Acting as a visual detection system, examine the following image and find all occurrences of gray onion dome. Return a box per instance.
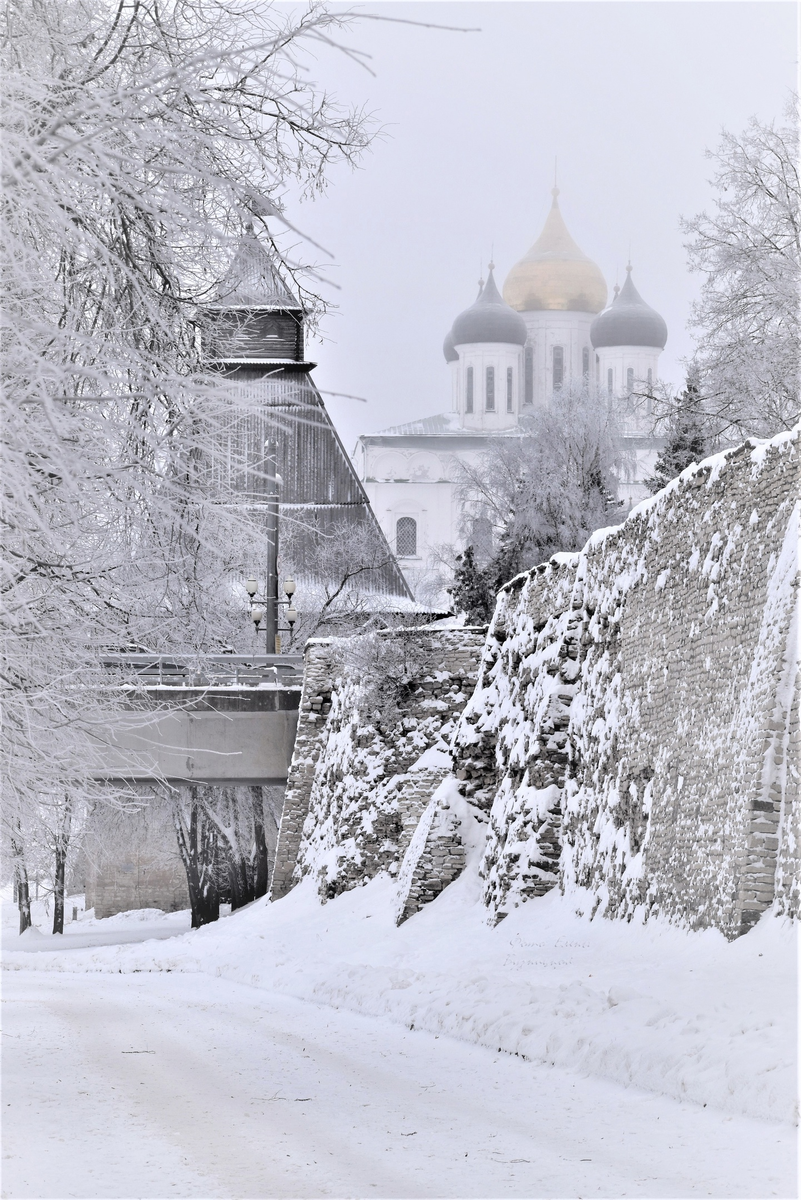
[590,266,667,349]
[443,328,458,363]
[450,268,528,348]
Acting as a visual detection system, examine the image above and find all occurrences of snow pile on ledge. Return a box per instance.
[5,864,797,1127]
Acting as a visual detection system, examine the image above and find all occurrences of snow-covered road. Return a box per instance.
[3,968,794,1200]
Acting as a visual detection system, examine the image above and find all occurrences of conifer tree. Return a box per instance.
[646,377,709,494]
[449,546,496,625]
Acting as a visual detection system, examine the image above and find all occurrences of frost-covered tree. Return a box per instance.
[1,0,373,928]
[682,97,800,438]
[451,385,622,622]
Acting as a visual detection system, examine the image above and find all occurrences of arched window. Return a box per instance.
[582,347,590,378]
[466,366,474,413]
[485,365,495,411]
[626,367,634,394]
[396,517,417,558]
[524,345,534,405]
[506,367,513,412]
[607,368,614,395]
[646,368,653,415]
[553,345,564,389]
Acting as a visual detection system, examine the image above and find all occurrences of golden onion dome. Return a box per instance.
[503,190,607,314]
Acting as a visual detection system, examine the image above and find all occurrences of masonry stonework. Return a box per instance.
[451,430,799,936]
[270,629,486,902]
[274,431,798,940]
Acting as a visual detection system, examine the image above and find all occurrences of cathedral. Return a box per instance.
[353,188,668,599]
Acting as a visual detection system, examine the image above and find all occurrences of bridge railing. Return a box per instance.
[101,652,304,690]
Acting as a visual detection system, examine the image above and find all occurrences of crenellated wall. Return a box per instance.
[275,429,799,939]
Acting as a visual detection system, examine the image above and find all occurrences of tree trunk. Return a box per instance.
[14,860,32,934]
[251,786,270,899]
[172,787,220,929]
[226,843,251,911]
[207,787,254,911]
[10,823,32,934]
[52,795,73,935]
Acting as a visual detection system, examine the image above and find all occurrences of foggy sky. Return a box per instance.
[280,2,797,453]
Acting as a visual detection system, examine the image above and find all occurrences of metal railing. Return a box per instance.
[101,652,303,690]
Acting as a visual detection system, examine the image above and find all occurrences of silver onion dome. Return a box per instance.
[450,267,528,348]
[590,266,667,350]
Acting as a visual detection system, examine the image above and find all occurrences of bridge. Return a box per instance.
[95,653,303,786]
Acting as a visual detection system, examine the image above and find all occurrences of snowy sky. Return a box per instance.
[281,1,797,452]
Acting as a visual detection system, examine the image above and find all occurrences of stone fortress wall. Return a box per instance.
[270,628,487,902]
[274,429,799,938]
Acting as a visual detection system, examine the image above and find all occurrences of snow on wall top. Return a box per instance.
[452,425,799,936]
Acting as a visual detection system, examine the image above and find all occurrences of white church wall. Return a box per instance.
[359,439,495,597]
[453,342,522,430]
[449,359,459,412]
[595,344,661,414]
[521,310,594,407]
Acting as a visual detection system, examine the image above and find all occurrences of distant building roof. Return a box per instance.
[377,412,465,437]
[211,227,301,310]
[362,412,526,441]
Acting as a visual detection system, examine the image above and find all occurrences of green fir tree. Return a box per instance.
[647,379,709,494]
[449,546,496,625]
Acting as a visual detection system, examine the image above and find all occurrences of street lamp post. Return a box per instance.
[245,575,298,652]
[263,438,279,652]
[244,438,300,652]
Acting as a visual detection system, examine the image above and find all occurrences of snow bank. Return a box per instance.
[4,870,797,1127]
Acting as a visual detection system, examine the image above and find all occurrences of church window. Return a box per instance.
[486,366,495,411]
[607,368,614,395]
[524,345,534,405]
[627,367,634,394]
[466,366,474,413]
[553,345,564,389]
[396,517,417,557]
[582,347,590,378]
[506,367,513,412]
[647,368,653,415]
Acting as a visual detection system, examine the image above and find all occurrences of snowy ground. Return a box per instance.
[2,894,192,952]
[2,868,798,1199]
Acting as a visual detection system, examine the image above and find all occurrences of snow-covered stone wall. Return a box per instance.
[274,430,798,940]
[456,429,799,937]
[270,628,486,902]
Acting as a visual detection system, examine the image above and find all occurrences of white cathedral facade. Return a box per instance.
[353,189,668,599]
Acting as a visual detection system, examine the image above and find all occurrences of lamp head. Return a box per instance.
[286,606,298,626]
[250,604,265,627]
[283,576,296,597]
[245,576,258,598]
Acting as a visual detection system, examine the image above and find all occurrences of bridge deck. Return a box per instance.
[95,654,303,785]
